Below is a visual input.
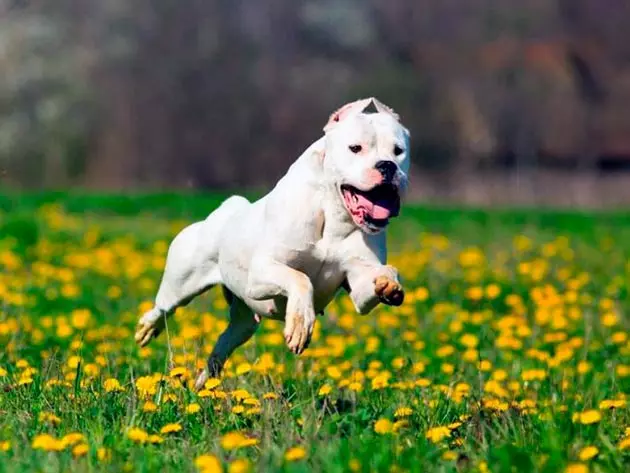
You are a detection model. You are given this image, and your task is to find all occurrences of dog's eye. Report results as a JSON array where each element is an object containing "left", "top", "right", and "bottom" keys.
[
  {"left": 393, "top": 145, "right": 404, "bottom": 156},
  {"left": 349, "top": 145, "right": 362, "bottom": 154}
]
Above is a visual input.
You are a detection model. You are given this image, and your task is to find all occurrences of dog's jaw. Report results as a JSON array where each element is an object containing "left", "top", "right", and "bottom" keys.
[{"left": 338, "top": 182, "right": 401, "bottom": 234}]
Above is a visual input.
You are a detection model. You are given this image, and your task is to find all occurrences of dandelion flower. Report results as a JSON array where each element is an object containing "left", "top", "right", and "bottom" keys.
[
  {"left": 142, "top": 401, "right": 158, "bottom": 413},
  {"left": 374, "top": 418, "right": 393, "bottom": 434},
  {"left": 160, "top": 423, "right": 182, "bottom": 435},
  {"left": 442, "top": 451, "right": 458, "bottom": 461},
  {"left": 228, "top": 459, "right": 251, "bottom": 473},
  {"left": 97, "top": 447, "right": 112, "bottom": 462},
  {"left": 103, "top": 378, "right": 124, "bottom": 393},
  {"left": 148, "top": 435, "right": 164, "bottom": 444},
  {"left": 394, "top": 407, "right": 413, "bottom": 418},
  {"left": 578, "top": 446, "right": 598, "bottom": 461},
  {"left": 565, "top": 464, "right": 588, "bottom": 473},
  {"left": 72, "top": 444, "right": 89, "bottom": 457},
  {"left": 220, "top": 432, "right": 258, "bottom": 450},
  {"left": 318, "top": 384, "right": 332, "bottom": 396},
  {"left": 62, "top": 432, "right": 86, "bottom": 447},
  {"left": 32, "top": 434, "right": 64, "bottom": 452},
  {"left": 186, "top": 403, "right": 201, "bottom": 414},
  {"left": 38, "top": 412, "right": 61, "bottom": 425},
  {"left": 574, "top": 410, "right": 602, "bottom": 425},
  {"left": 425, "top": 427, "right": 451, "bottom": 444},
  {"left": 127, "top": 428, "right": 149, "bottom": 444},
  {"left": 599, "top": 399, "right": 626, "bottom": 409},
  {"left": 284, "top": 446, "right": 307, "bottom": 461},
  {"left": 195, "top": 454, "right": 223, "bottom": 473}
]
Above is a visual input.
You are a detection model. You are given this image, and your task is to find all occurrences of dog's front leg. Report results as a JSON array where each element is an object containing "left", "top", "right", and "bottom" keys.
[
  {"left": 345, "top": 262, "right": 404, "bottom": 314},
  {"left": 246, "top": 259, "right": 315, "bottom": 355}
]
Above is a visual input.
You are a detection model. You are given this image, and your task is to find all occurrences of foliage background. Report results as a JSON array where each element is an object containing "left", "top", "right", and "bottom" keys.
[{"left": 3, "top": 1, "right": 630, "bottom": 206}]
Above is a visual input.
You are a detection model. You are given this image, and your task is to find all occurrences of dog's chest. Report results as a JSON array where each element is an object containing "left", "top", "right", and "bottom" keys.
[{"left": 300, "top": 236, "right": 345, "bottom": 308}]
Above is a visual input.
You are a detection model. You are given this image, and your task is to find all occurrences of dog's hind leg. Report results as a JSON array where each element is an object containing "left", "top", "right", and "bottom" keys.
[
  {"left": 194, "top": 297, "right": 259, "bottom": 390},
  {"left": 135, "top": 196, "right": 249, "bottom": 347},
  {"left": 135, "top": 221, "right": 221, "bottom": 346}
]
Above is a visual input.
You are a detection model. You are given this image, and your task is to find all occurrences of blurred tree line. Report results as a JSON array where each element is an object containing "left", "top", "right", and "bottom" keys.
[{"left": 2, "top": 0, "right": 630, "bottom": 196}]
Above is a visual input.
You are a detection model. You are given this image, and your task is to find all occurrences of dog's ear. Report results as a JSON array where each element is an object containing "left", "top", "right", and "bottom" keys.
[
  {"left": 324, "top": 98, "right": 399, "bottom": 132},
  {"left": 323, "top": 98, "right": 372, "bottom": 132},
  {"left": 369, "top": 98, "right": 400, "bottom": 121}
]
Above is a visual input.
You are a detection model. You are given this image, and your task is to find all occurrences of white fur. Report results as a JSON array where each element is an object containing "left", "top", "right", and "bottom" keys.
[{"left": 134, "top": 98, "right": 411, "bottom": 389}]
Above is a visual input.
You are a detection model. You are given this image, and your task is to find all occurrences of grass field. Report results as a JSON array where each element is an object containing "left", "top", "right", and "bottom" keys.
[{"left": 0, "top": 193, "right": 629, "bottom": 473}]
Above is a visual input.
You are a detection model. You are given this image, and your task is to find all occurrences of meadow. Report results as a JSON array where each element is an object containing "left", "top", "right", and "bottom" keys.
[{"left": 0, "top": 193, "right": 629, "bottom": 473}]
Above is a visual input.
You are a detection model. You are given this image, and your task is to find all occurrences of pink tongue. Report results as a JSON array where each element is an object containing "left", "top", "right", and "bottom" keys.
[{"left": 355, "top": 194, "right": 392, "bottom": 220}]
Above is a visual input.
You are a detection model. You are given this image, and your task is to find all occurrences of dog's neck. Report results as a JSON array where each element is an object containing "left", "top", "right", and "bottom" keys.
[{"left": 288, "top": 136, "right": 365, "bottom": 240}]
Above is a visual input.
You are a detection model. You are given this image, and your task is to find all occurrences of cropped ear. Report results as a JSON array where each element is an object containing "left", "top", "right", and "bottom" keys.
[
  {"left": 323, "top": 97, "right": 400, "bottom": 132},
  {"left": 370, "top": 98, "right": 400, "bottom": 121},
  {"left": 323, "top": 98, "right": 372, "bottom": 132}
]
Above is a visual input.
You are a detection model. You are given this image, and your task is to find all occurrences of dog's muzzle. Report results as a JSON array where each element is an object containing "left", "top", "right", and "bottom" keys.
[{"left": 340, "top": 182, "right": 401, "bottom": 233}]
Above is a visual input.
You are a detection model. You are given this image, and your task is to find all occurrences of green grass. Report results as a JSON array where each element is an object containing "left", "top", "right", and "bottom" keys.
[{"left": 0, "top": 192, "right": 628, "bottom": 473}]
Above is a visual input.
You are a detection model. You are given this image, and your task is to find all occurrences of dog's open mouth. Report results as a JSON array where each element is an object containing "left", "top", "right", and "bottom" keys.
[{"left": 341, "top": 183, "right": 401, "bottom": 232}]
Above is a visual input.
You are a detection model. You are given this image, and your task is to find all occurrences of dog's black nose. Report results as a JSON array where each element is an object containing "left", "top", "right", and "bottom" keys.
[{"left": 375, "top": 160, "right": 397, "bottom": 182}]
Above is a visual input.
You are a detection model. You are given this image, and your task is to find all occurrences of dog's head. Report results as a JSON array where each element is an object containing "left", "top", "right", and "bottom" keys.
[{"left": 322, "top": 98, "right": 410, "bottom": 234}]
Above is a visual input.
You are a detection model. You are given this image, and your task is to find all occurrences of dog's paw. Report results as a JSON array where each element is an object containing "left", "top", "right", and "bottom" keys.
[
  {"left": 284, "top": 307, "right": 316, "bottom": 355},
  {"left": 193, "top": 370, "right": 209, "bottom": 392},
  {"left": 374, "top": 276, "right": 404, "bottom": 306},
  {"left": 134, "top": 309, "right": 166, "bottom": 347}
]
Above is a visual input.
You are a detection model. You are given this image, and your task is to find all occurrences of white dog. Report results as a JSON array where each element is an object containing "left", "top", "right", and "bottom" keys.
[{"left": 134, "top": 98, "right": 410, "bottom": 389}]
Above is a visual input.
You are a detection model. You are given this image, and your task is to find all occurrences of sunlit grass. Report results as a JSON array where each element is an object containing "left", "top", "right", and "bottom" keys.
[{"left": 0, "top": 197, "right": 628, "bottom": 472}]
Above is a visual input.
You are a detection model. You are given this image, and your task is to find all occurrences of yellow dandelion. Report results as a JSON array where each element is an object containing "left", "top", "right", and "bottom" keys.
[
  {"left": 599, "top": 399, "right": 626, "bottom": 409},
  {"left": 284, "top": 446, "right": 307, "bottom": 462},
  {"left": 38, "top": 411, "right": 62, "bottom": 425},
  {"left": 391, "top": 357, "right": 405, "bottom": 370},
  {"left": 442, "top": 450, "right": 458, "bottom": 461},
  {"left": 32, "top": 434, "right": 64, "bottom": 452},
  {"left": 574, "top": 410, "right": 602, "bottom": 425},
  {"left": 393, "top": 420, "right": 409, "bottom": 432},
  {"left": 425, "top": 427, "right": 451, "bottom": 444},
  {"left": 62, "top": 432, "right": 86, "bottom": 447},
  {"left": 186, "top": 403, "right": 201, "bottom": 414},
  {"left": 220, "top": 432, "right": 258, "bottom": 450},
  {"left": 142, "top": 401, "right": 158, "bottom": 413},
  {"left": 103, "top": 378, "right": 124, "bottom": 393},
  {"left": 97, "top": 447, "right": 112, "bottom": 462},
  {"left": 127, "top": 428, "right": 149, "bottom": 444},
  {"left": 228, "top": 459, "right": 251, "bottom": 473},
  {"left": 169, "top": 367, "right": 190, "bottom": 379},
  {"left": 577, "top": 361, "right": 591, "bottom": 375},
  {"left": 235, "top": 362, "right": 252, "bottom": 375},
  {"left": 460, "top": 333, "right": 479, "bottom": 348},
  {"left": 318, "top": 384, "right": 333, "bottom": 396},
  {"left": 565, "top": 464, "right": 588, "bottom": 473},
  {"left": 394, "top": 407, "right": 413, "bottom": 418},
  {"left": 160, "top": 423, "right": 182, "bottom": 435},
  {"left": 578, "top": 446, "right": 598, "bottom": 461},
  {"left": 195, "top": 454, "right": 223, "bottom": 473},
  {"left": 263, "top": 392, "right": 279, "bottom": 400},
  {"left": 148, "top": 435, "right": 164, "bottom": 444},
  {"left": 230, "top": 389, "right": 252, "bottom": 402},
  {"left": 0, "top": 441, "right": 10, "bottom": 452},
  {"left": 72, "top": 443, "right": 89, "bottom": 457},
  {"left": 374, "top": 418, "right": 393, "bottom": 434}
]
